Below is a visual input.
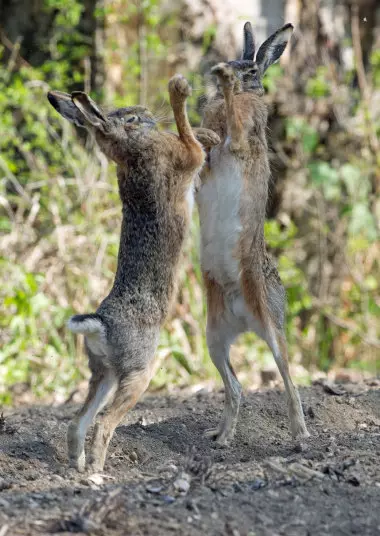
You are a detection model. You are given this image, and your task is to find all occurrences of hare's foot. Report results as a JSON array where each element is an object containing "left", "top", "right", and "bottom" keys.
[
  {"left": 169, "top": 74, "right": 192, "bottom": 99},
  {"left": 88, "top": 422, "right": 109, "bottom": 473},
  {"left": 288, "top": 392, "right": 310, "bottom": 452},
  {"left": 67, "top": 421, "right": 86, "bottom": 473},
  {"left": 211, "top": 63, "right": 235, "bottom": 89},
  {"left": 204, "top": 414, "right": 236, "bottom": 446}
]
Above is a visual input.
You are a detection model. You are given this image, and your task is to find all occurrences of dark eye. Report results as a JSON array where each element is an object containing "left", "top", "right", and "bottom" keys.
[{"left": 125, "top": 115, "right": 138, "bottom": 124}]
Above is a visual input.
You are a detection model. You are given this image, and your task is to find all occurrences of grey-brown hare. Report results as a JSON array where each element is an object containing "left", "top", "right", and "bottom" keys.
[
  {"left": 48, "top": 75, "right": 217, "bottom": 472},
  {"left": 196, "top": 22, "right": 310, "bottom": 447}
]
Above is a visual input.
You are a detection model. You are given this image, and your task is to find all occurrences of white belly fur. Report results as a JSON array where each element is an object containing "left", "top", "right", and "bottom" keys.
[
  {"left": 186, "top": 181, "right": 195, "bottom": 216},
  {"left": 197, "top": 150, "right": 243, "bottom": 287}
]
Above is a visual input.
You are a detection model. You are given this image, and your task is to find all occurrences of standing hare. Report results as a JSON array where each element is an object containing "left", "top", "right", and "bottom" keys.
[
  {"left": 196, "top": 23, "right": 310, "bottom": 446},
  {"left": 48, "top": 75, "right": 216, "bottom": 472}
]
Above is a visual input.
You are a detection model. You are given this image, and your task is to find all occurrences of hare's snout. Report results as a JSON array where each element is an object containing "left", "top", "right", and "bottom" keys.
[{"left": 169, "top": 74, "right": 192, "bottom": 99}]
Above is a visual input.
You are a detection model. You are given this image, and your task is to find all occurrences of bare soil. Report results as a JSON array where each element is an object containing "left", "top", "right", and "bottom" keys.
[{"left": 0, "top": 382, "right": 379, "bottom": 535}]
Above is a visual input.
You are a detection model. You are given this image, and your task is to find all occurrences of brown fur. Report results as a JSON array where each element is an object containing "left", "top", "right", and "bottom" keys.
[
  {"left": 203, "top": 271, "right": 225, "bottom": 328},
  {"left": 196, "top": 23, "right": 309, "bottom": 446},
  {"left": 48, "top": 75, "right": 217, "bottom": 472}
]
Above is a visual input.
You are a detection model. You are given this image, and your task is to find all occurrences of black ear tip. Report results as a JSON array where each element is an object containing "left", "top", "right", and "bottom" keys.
[
  {"left": 284, "top": 23, "right": 294, "bottom": 31},
  {"left": 71, "top": 91, "right": 87, "bottom": 102},
  {"left": 244, "top": 21, "right": 253, "bottom": 32},
  {"left": 47, "top": 91, "right": 59, "bottom": 109}
]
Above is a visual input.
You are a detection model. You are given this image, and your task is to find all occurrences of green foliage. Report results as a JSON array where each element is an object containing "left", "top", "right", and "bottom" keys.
[
  {"left": 286, "top": 117, "right": 319, "bottom": 155},
  {"left": 370, "top": 49, "right": 380, "bottom": 88},
  {"left": 202, "top": 25, "right": 217, "bottom": 54},
  {"left": 306, "top": 67, "right": 331, "bottom": 98},
  {"left": 262, "top": 64, "right": 283, "bottom": 94},
  {"left": 1, "top": 1, "right": 379, "bottom": 404}
]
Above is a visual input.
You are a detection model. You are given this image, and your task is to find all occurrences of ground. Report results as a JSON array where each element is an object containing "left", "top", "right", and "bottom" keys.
[{"left": 0, "top": 381, "right": 379, "bottom": 535}]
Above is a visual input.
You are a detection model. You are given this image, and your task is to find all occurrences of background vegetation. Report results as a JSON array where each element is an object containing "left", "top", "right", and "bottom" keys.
[{"left": 0, "top": 0, "right": 379, "bottom": 405}]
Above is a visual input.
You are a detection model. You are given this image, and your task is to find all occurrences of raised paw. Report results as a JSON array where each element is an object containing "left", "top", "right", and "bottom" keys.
[
  {"left": 193, "top": 127, "right": 221, "bottom": 148},
  {"left": 210, "top": 62, "right": 235, "bottom": 88},
  {"left": 168, "top": 74, "right": 192, "bottom": 99}
]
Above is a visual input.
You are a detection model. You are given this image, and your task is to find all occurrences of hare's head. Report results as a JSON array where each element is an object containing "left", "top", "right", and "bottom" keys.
[
  {"left": 213, "top": 22, "right": 293, "bottom": 95},
  {"left": 47, "top": 91, "right": 156, "bottom": 162}
]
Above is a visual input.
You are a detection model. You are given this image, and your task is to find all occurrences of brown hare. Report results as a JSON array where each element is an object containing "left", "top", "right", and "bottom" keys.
[
  {"left": 47, "top": 75, "right": 218, "bottom": 472},
  {"left": 196, "top": 22, "right": 310, "bottom": 447}
]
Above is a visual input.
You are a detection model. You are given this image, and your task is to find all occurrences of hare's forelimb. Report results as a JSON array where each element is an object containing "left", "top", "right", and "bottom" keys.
[
  {"left": 88, "top": 365, "right": 153, "bottom": 472},
  {"left": 210, "top": 63, "right": 245, "bottom": 152},
  {"left": 169, "top": 75, "right": 195, "bottom": 144}
]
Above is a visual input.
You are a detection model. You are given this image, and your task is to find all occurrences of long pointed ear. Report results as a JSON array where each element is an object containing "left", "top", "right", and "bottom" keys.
[
  {"left": 47, "top": 91, "right": 86, "bottom": 127},
  {"left": 242, "top": 21, "right": 255, "bottom": 61},
  {"left": 71, "top": 91, "right": 107, "bottom": 131},
  {"left": 256, "top": 23, "right": 293, "bottom": 75}
]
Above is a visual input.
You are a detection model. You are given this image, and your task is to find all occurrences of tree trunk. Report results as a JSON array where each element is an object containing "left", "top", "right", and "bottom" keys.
[{"left": 0, "top": 0, "right": 105, "bottom": 94}]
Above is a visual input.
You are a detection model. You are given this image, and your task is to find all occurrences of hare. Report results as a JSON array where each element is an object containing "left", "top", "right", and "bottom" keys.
[
  {"left": 196, "top": 22, "right": 310, "bottom": 446},
  {"left": 47, "top": 75, "right": 217, "bottom": 472}
]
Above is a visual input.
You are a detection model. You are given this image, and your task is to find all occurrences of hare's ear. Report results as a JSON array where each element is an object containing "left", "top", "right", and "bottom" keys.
[
  {"left": 242, "top": 21, "right": 255, "bottom": 61},
  {"left": 71, "top": 91, "right": 107, "bottom": 131},
  {"left": 47, "top": 91, "right": 86, "bottom": 127},
  {"left": 256, "top": 23, "right": 293, "bottom": 75}
]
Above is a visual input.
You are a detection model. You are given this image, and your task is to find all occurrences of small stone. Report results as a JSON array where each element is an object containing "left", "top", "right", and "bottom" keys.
[
  {"left": 129, "top": 451, "right": 138, "bottom": 462},
  {"left": 162, "top": 495, "right": 175, "bottom": 504},
  {"left": 249, "top": 478, "right": 267, "bottom": 490},
  {"left": 0, "top": 478, "right": 12, "bottom": 491},
  {"left": 146, "top": 484, "right": 163, "bottom": 494},
  {"left": 173, "top": 472, "right": 191, "bottom": 494}
]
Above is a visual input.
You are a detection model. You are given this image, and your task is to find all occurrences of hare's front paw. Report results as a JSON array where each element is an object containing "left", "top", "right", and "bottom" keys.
[
  {"left": 211, "top": 62, "right": 235, "bottom": 88},
  {"left": 193, "top": 127, "right": 221, "bottom": 148},
  {"left": 169, "top": 74, "right": 192, "bottom": 99}
]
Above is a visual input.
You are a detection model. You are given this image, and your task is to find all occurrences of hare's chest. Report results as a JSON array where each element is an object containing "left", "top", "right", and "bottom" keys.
[{"left": 196, "top": 157, "right": 243, "bottom": 286}]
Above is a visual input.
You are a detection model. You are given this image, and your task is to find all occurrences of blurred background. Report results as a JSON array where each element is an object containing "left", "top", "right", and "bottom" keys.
[{"left": 0, "top": 0, "right": 379, "bottom": 405}]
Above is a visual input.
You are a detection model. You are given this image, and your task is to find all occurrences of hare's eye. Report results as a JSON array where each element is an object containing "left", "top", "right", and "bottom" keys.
[{"left": 125, "top": 115, "right": 138, "bottom": 124}]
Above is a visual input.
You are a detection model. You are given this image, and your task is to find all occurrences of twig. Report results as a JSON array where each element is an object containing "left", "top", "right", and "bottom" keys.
[
  {"left": 312, "top": 297, "right": 380, "bottom": 349},
  {"left": 350, "top": 4, "right": 379, "bottom": 154},
  {"left": 0, "top": 29, "right": 31, "bottom": 68}
]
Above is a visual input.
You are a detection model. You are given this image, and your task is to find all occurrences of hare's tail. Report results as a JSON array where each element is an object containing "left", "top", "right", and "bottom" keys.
[
  {"left": 67, "top": 313, "right": 105, "bottom": 335},
  {"left": 67, "top": 314, "right": 108, "bottom": 356}
]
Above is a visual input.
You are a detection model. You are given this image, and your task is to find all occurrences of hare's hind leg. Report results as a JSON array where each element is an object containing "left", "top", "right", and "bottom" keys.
[
  {"left": 89, "top": 365, "right": 153, "bottom": 472},
  {"left": 253, "top": 276, "right": 309, "bottom": 443},
  {"left": 67, "top": 363, "right": 117, "bottom": 472},
  {"left": 204, "top": 276, "right": 242, "bottom": 445},
  {"left": 265, "top": 324, "right": 309, "bottom": 442}
]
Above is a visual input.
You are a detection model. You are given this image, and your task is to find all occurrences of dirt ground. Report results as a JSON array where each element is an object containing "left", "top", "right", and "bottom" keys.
[{"left": 0, "top": 381, "right": 379, "bottom": 536}]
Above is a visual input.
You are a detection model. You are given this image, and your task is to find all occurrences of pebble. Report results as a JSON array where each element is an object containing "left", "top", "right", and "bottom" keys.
[
  {"left": 162, "top": 495, "right": 175, "bottom": 504},
  {"left": 0, "top": 478, "right": 12, "bottom": 491},
  {"left": 146, "top": 484, "right": 163, "bottom": 494},
  {"left": 129, "top": 451, "right": 138, "bottom": 462},
  {"left": 173, "top": 473, "right": 191, "bottom": 494}
]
